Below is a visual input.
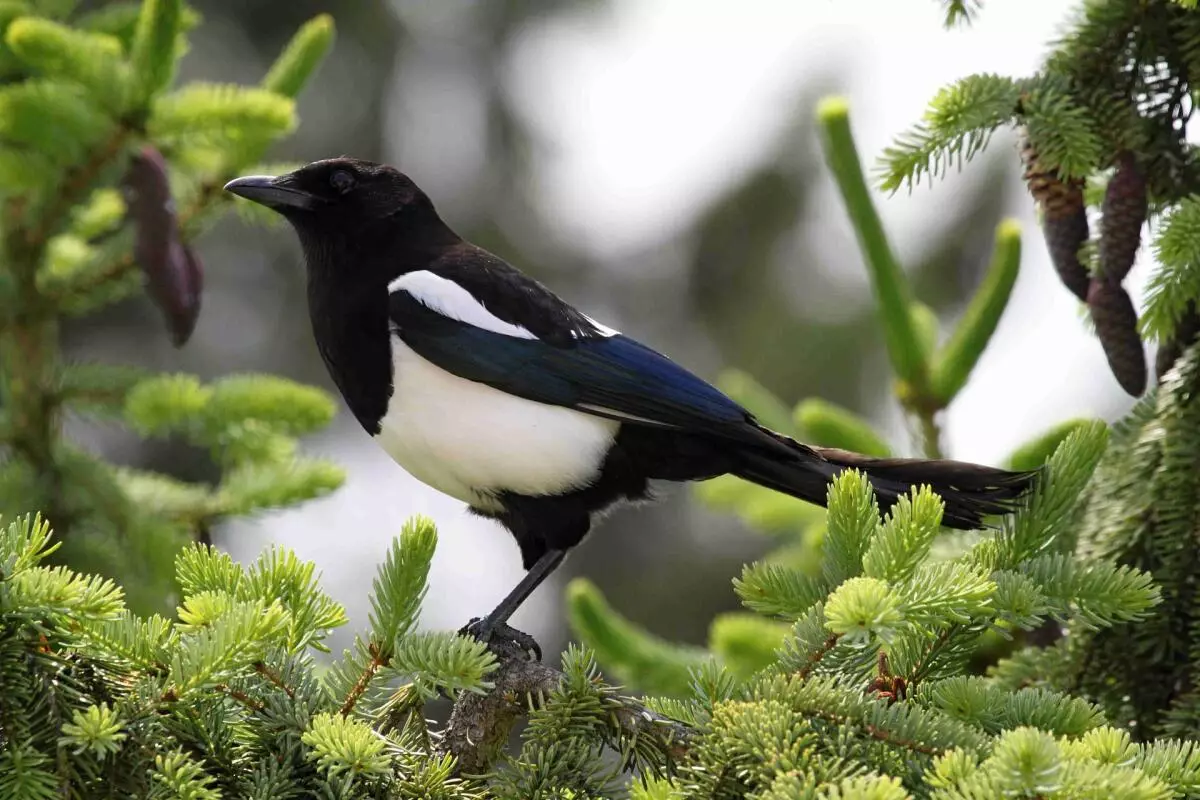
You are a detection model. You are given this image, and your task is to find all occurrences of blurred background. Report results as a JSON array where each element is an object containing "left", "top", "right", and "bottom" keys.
[{"left": 67, "top": 0, "right": 1141, "bottom": 655}]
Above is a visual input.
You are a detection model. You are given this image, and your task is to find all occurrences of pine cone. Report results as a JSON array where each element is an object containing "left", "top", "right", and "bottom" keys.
[
  {"left": 122, "top": 146, "right": 203, "bottom": 346},
  {"left": 1099, "top": 151, "right": 1147, "bottom": 282},
  {"left": 1087, "top": 277, "right": 1146, "bottom": 396},
  {"left": 1155, "top": 305, "right": 1200, "bottom": 382},
  {"left": 1022, "top": 136, "right": 1090, "bottom": 301}
]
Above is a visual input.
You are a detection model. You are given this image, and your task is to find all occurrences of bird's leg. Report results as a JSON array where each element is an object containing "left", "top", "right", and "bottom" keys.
[{"left": 460, "top": 548, "right": 566, "bottom": 660}]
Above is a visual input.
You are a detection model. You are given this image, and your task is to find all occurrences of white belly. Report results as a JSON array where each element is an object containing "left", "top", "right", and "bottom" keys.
[{"left": 374, "top": 338, "right": 621, "bottom": 510}]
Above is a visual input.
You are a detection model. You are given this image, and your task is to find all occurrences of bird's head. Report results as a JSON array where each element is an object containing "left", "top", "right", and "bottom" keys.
[{"left": 224, "top": 157, "right": 436, "bottom": 238}]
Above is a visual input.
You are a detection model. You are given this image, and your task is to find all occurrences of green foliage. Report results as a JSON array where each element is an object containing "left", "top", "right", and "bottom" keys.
[
  {"left": 3, "top": 2, "right": 1199, "bottom": 797},
  {"left": 324, "top": 517, "right": 499, "bottom": 713},
  {"left": 302, "top": 713, "right": 392, "bottom": 780},
  {"left": 0, "top": 514, "right": 701, "bottom": 798},
  {"left": 1070, "top": 344, "right": 1200, "bottom": 737},
  {"left": 657, "top": 6, "right": 1200, "bottom": 793},
  {"left": 989, "top": 420, "right": 1108, "bottom": 566},
  {"left": 1144, "top": 197, "right": 1200, "bottom": 341},
  {"left": 367, "top": 515, "right": 437, "bottom": 657},
  {"left": 823, "top": 468, "right": 879, "bottom": 586},
  {"left": 1003, "top": 418, "right": 1095, "bottom": 471},
  {"left": 6, "top": 17, "right": 130, "bottom": 109},
  {"left": 714, "top": 93, "right": 1026, "bottom": 491},
  {"left": 0, "top": 79, "right": 111, "bottom": 164},
  {"left": 2, "top": 426, "right": 1195, "bottom": 800},
  {"left": 149, "top": 83, "right": 296, "bottom": 145},
  {"left": 796, "top": 397, "right": 893, "bottom": 457},
  {"left": 883, "top": 0, "right": 1200, "bottom": 355},
  {"left": 572, "top": 405, "right": 1187, "bottom": 796},
  {"left": 819, "top": 96, "right": 926, "bottom": 388},
  {"left": 0, "top": 1, "right": 339, "bottom": 615},
  {"left": 129, "top": 0, "right": 181, "bottom": 102},
  {"left": 862, "top": 486, "right": 944, "bottom": 582},
  {"left": 567, "top": 577, "right": 711, "bottom": 697},
  {"left": 262, "top": 12, "right": 335, "bottom": 99},
  {"left": 880, "top": 73, "right": 1021, "bottom": 193},
  {"left": 939, "top": 0, "right": 982, "bottom": 28},
  {"left": 929, "top": 219, "right": 1021, "bottom": 403}
]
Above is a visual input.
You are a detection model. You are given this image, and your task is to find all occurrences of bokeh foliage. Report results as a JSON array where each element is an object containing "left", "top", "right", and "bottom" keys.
[{"left": 0, "top": 1, "right": 341, "bottom": 611}]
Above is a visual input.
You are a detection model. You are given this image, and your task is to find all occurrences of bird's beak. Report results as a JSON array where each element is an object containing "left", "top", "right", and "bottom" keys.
[{"left": 223, "top": 175, "right": 321, "bottom": 210}]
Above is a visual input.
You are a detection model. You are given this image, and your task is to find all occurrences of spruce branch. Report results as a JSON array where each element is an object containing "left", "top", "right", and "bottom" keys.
[
  {"left": 795, "top": 633, "right": 841, "bottom": 681},
  {"left": 261, "top": 13, "right": 335, "bottom": 99},
  {"left": 940, "top": 0, "right": 982, "bottom": 28},
  {"left": 929, "top": 219, "right": 1022, "bottom": 404},
  {"left": 795, "top": 398, "right": 892, "bottom": 457},
  {"left": 442, "top": 636, "right": 693, "bottom": 775},
  {"left": 129, "top": 0, "right": 182, "bottom": 103},
  {"left": 878, "top": 73, "right": 1021, "bottom": 193},
  {"left": 567, "top": 577, "right": 710, "bottom": 697},
  {"left": 817, "top": 95, "right": 1024, "bottom": 457},
  {"left": 26, "top": 123, "right": 131, "bottom": 250},
  {"left": 819, "top": 97, "right": 926, "bottom": 390},
  {"left": 252, "top": 660, "right": 295, "bottom": 699}
]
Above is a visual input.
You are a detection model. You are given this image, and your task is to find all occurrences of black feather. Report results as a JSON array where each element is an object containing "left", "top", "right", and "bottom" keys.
[{"left": 735, "top": 434, "right": 1035, "bottom": 530}]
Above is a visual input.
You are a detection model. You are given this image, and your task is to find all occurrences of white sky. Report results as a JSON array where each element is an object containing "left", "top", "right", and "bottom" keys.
[{"left": 223, "top": 0, "right": 1146, "bottom": 637}]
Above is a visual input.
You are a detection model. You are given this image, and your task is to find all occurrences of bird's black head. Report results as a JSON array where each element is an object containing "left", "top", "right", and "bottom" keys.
[{"left": 224, "top": 157, "right": 440, "bottom": 239}]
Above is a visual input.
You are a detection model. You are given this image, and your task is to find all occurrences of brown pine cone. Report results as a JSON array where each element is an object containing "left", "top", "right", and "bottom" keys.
[
  {"left": 1155, "top": 305, "right": 1200, "bottom": 382},
  {"left": 1022, "top": 136, "right": 1090, "bottom": 301},
  {"left": 1099, "top": 151, "right": 1147, "bottom": 282},
  {"left": 122, "top": 146, "right": 203, "bottom": 346},
  {"left": 1087, "top": 277, "right": 1146, "bottom": 396}
]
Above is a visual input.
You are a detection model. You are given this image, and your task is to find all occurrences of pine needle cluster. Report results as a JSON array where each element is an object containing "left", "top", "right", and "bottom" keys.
[
  {"left": 0, "top": 1, "right": 342, "bottom": 611},
  {"left": 0, "top": 513, "right": 702, "bottom": 798},
  {"left": 4, "top": 421, "right": 1193, "bottom": 797}
]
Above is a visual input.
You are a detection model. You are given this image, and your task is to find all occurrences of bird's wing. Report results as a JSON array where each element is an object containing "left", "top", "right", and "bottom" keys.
[{"left": 386, "top": 268, "right": 759, "bottom": 439}]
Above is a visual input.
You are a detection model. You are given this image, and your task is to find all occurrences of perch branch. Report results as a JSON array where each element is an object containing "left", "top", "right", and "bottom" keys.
[{"left": 441, "top": 636, "right": 694, "bottom": 775}]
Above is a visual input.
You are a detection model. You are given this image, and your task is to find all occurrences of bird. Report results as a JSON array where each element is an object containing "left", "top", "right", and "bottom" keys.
[{"left": 224, "top": 157, "right": 1036, "bottom": 650}]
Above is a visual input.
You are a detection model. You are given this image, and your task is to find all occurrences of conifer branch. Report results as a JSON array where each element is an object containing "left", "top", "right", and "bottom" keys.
[
  {"left": 215, "top": 684, "right": 264, "bottom": 712},
  {"left": 818, "top": 97, "right": 927, "bottom": 391},
  {"left": 46, "top": 177, "right": 236, "bottom": 304},
  {"left": 796, "top": 633, "right": 841, "bottom": 681},
  {"left": 252, "top": 660, "right": 294, "bottom": 699},
  {"left": 906, "top": 624, "right": 956, "bottom": 689},
  {"left": 808, "top": 705, "right": 943, "bottom": 756},
  {"left": 26, "top": 124, "right": 131, "bottom": 251},
  {"left": 442, "top": 636, "right": 693, "bottom": 775},
  {"left": 339, "top": 641, "right": 386, "bottom": 717}
]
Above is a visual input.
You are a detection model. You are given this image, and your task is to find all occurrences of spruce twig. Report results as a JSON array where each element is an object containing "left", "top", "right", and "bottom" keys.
[
  {"left": 796, "top": 633, "right": 841, "bottom": 681},
  {"left": 442, "top": 636, "right": 693, "bottom": 775},
  {"left": 339, "top": 641, "right": 387, "bottom": 717},
  {"left": 818, "top": 97, "right": 927, "bottom": 392}
]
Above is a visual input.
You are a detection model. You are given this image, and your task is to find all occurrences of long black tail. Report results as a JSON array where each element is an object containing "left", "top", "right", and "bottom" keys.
[{"left": 732, "top": 435, "right": 1035, "bottom": 530}]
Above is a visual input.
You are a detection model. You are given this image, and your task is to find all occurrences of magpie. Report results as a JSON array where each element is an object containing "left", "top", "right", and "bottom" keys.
[{"left": 224, "top": 157, "right": 1035, "bottom": 647}]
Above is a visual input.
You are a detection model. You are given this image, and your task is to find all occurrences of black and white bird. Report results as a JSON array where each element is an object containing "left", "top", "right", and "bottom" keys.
[{"left": 224, "top": 158, "right": 1035, "bottom": 647}]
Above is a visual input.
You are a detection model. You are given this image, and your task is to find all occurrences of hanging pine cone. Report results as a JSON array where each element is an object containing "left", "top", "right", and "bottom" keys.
[
  {"left": 1155, "top": 305, "right": 1200, "bottom": 382},
  {"left": 1021, "top": 136, "right": 1090, "bottom": 301},
  {"left": 122, "top": 146, "right": 203, "bottom": 346},
  {"left": 1099, "top": 150, "right": 1147, "bottom": 282},
  {"left": 1087, "top": 277, "right": 1146, "bottom": 396}
]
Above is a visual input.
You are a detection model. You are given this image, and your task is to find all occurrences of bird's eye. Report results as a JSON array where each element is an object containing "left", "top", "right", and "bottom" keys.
[{"left": 329, "top": 170, "right": 355, "bottom": 193}]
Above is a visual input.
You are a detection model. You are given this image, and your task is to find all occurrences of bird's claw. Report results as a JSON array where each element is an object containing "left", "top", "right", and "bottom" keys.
[{"left": 458, "top": 617, "right": 542, "bottom": 661}]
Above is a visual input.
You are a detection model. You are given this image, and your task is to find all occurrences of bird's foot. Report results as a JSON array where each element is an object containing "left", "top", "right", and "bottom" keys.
[{"left": 458, "top": 617, "right": 542, "bottom": 661}]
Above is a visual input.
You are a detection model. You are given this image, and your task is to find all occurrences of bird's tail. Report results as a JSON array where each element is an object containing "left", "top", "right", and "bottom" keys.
[{"left": 732, "top": 434, "right": 1035, "bottom": 530}]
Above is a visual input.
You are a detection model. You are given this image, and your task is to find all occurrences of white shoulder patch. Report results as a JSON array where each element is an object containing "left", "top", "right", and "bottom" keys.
[
  {"left": 583, "top": 315, "right": 620, "bottom": 338},
  {"left": 388, "top": 270, "right": 537, "bottom": 340}
]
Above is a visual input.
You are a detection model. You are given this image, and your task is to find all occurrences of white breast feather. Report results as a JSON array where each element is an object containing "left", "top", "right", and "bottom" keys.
[{"left": 375, "top": 338, "right": 620, "bottom": 511}]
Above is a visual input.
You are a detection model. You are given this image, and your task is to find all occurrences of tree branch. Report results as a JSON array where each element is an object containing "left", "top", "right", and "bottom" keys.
[{"left": 441, "top": 636, "right": 694, "bottom": 775}]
